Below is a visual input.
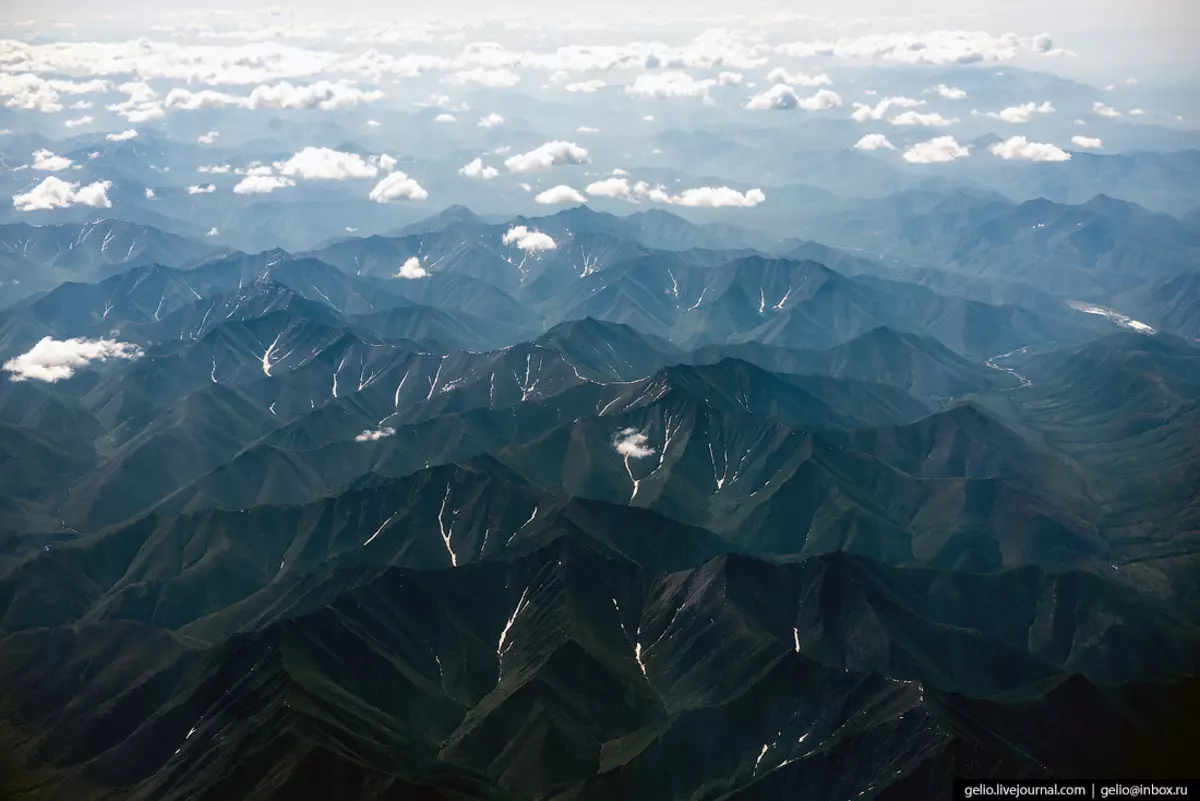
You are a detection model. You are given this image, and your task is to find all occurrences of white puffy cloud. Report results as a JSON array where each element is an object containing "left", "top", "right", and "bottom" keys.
[
  {"left": 355, "top": 426, "right": 396, "bottom": 442},
  {"left": 890, "top": 110, "right": 958, "bottom": 126},
  {"left": 377, "top": 153, "right": 398, "bottom": 172},
  {"left": 105, "top": 81, "right": 163, "bottom": 122},
  {"left": 395, "top": 257, "right": 428, "bottom": 279},
  {"left": 535, "top": 185, "right": 586, "bottom": 205},
  {"left": 576, "top": 125, "right": 599, "bottom": 133},
  {"left": 459, "top": 158, "right": 499, "bottom": 179},
  {"left": 1092, "top": 102, "right": 1121, "bottom": 117},
  {"left": 163, "top": 88, "right": 241, "bottom": 110},
  {"left": 988, "top": 136, "right": 1070, "bottom": 162},
  {"left": 984, "top": 100, "right": 1054, "bottom": 123},
  {"left": 144, "top": 188, "right": 155, "bottom": 199},
  {"left": 1071, "top": 135, "right": 1103, "bottom": 149},
  {"left": 198, "top": 131, "right": 219, "bottom": 144},
  {"left": 504, "top": 140, "right": 590, "bottom": 173},
  {"left": 775, "top": 30, "right": 1068, "bottom": 65},
  {"left": 931, "top": 84, "right": 967, "bottom": 99},
  {"left": 477, "top": 112, "right": 504, "bottom": 127},
  {"left": 854, "top": 133, "right": 896, "bottom": 150},
  {"left": 614, "top": 427, "right": 655, "bottom": 458},
  {"left": 233, "top": 175, "right": 295, "bottom": 194},
  {"left": 12, "top": 177, "right": 112, "bottom": 211},
  {"left": 447, "top": 68, "right": 521, "bottom": 87},
  {"left": 70, "top": 100, "right": 93, "bottom": 110},
  {"left": 434, "top": 113, "right": 456, "bottom": 122},
  {"left": 902, "top": 136, "right": 969, "bottom": 164},
  {"left": 206, "top": 228, "right": 220, "bottom": 237},
  {"left": 163, "top": 80, "right": 384, "bottom": 112},
  {"left": 280, "top": 147, "right": 378, "bottom": 180},
  {"left": 31, "top": 149, "right": 72, "bottom": 171},
  {"left": 717, "top": 71, "right": 744, "bottom": 86},
  {"left": 367, "top": 119, "right": 380, "bottom": 127},
  {"left": 502, "top": 226, "right": 557, "bottom": 251},
  {"left": 187, "top": 184, "right": 216, "bottom": 194},
  {"left": 668, "top": 186, "right": 765, "bottom": 207},
  {"left": 765, "top": 67, "right": 831, "bottom": 86},
  {"left": 626, "top": 71, "right": 716, "bottom": 100},
  {"left": 368, "top": 172, "right": 428, "bottom": 203},
  {"left": 1129, "top": 108, "right": 1145, "bottom": 116},
  {"left": 851, "top": 96, "right": 925, "bottom": 121},
  {"left": 565, "top": 79, "right": 607, "bottom": 93},
  {"left": 3, "top": 336, "right": 142, "bottom": 382},
  {"left": 105, "top": 129, "right": 138, "bottom": 141},
  {"left": 198, "top": 164, "right": 231, "bottom": 174},
  {"left": 0, "top": 73, "right": 108, "bottom": 113},
  {"left": 746, "top": 85, "right": 841, "bottom": 111},
  {"left": 586, "top": 177, "right": 632, "bottom": 199},
  {"left": 63, "top": 115, "right": 93, "bottom": 128}
]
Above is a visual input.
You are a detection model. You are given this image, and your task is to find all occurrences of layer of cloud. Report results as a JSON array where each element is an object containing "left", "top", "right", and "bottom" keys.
[
  {"left": 902, "top": 136, "right": 969, "bottom": 164},
  {"left": 3, "top": 336, "right": 142, "bottom": 382},
  {"left": 889, "top": 110, "right": 958, "bottom": 126},
  {"left": 12, "top": 177, "right": 112, "bottom": 211},
  {"left": 775, "top": 31, "right": 1068, "bottom": 65},
  {"left": 504, "top": 141, "right": 590, "bottom": 173},
  {"left": 746, "top": 85, "right": 842, "bottom": 111},
  {"left": 988, "top": 136, "right": 1070, "bottom": 162},
  {"left": 626, "top": 71, "right": 715, "bottom": 100},
  {"left": 765, "top": 67, "right": 831, "bottom": 87},
  {"left": 502, "top": 226, "right": 557, "bottom": 251},
  {"left": 854, "top": 133, "right": 896, "bottom": 150},
  {"left": 534, "top": 185, "right": 586, "bottom": 205},
  {"left": 851, "top": 96, "right": 925, "bottom": 121},
  {"left": 368, "top": 172, "right": 428, "bottom": 203},
  {"left": 446, "top": 68, "right": 520, "bottom": 87},
  {"left": 1071, "top": 135, "right": 1103, "bottom": 149}
]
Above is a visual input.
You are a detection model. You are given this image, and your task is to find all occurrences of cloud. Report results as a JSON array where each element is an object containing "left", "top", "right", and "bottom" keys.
[
  {"left": 31, "top": 149, "right": 72, "bottom": 171},
  {"left": 105, "top": 129, "right": 138, "bottom": 141},
  {"left": 144, "top": 188, "right": 155, "bottom": 199},
  {"left": 64, "top": 115, "right": 93, "bottom": 128},
  {"left": 280, "top": 147, "right": 378, "bottom": 180},
  {"left": 163, "top": 80, "right": 384, "bottom": 112},
  {"left": 614, "top": 427, "right": 655, "bottom": 459},
  {"left": 395, "top": 256, "right": 428, "bottom": 279},
  {"left": 3, "top": 336, "right": 142, "bottom": 382},
  {"left": 854, "top": 133, "right": 896, "bottom": 150},
  {"left": 717, "top": 71, "right": 743, "bottom": 86},
  {"left": 851, "top": 96, "right": 925, "bottom": 121},
  {"left": 746, "top": 85, "right": 842, "bottom": 110},
  {"left": 0, "top": 73, "right": 108, "bottom": 113},
  {"left": 890, "top": 110, "right": 958, "bottom": 126},
  {"left": 775, "top": 30, "right": 1069, "bottom": 65},
  {"left": 378, "top": 153, "right": 397, "bottom": 172},
  {"left": 765, "top": 67, "right": 831, "bottom": 86},
  {"left": 187, "top": 184, "right": 216, "bottom": 194},
  {"left": 502, "top": 226, "right": 557, "bottom": 251},
  {"left": 459, "top": 158, "right": 499, "bottom": 179},
  {"left": 586, "top": 177, "right": 632, "bottom": 199},
  {"left": 12, "top": 177, "right": 112, "bottom": 211},
  {"left": 988, "top": 136, "right": 1070, "bottom": 162},
  {"left": 368, "top": 172, "right": 428, "bottom": 203},
  {"left": 931, "top": 84, "right": 967, "bottom": 99},
  {"left": 198, "top": 164, "right": 231, "bottom": 174},
  {"left": 355, "top": 426, "right": 396, "bottom": 442},
  {"left": 434, "top": 113, "right": 456, "bottom": 122},
  {"left": 565, "top": 79, "right": 607, "bottom": 93},
  {"left": 984, "top": 100, "right": 1054, "bottom": 123},
  {"left": 534, "top": 185, "right": 586, "bottom": 205},
  {"left": 902, "top": 136, "right": 969, "bottom": 164},
  {"left": 504, "top": 140, "right": 590, "bottom": 173},
  {"left": 626, "top": 71, "right": 716, "bottom": 100},
  {"left": 576, "top": 125, "right": 598, "bottom": 133},
  {"left": 1129, "top": 108, "right": 1145, "bottom": 116},
  {"left": 668, "top": 186, "right": 765, "bottom": 207},
  {"left": 198, "top": 131, "right": 219, "bottom": 144},
  {"left": 1071, "top": 135, "right": 1103, "bottom": 149},
  {"left": 447, "top": 68, "right": 521, "bottom": 87},
  {"left": 367, "top": 119, "right": 380, "bottom": 127},
  {"left": 477, "top": 112, "right": 504, "bottom": 127},
  {"left": 233, "top": 175, "right": 295, "bottom": 194},
  {"left": 1092, "top": 102, "right": 1121, "bottom": 117},
  {"left": 206, "top": 228, "right": 219, "bottom": 237}
]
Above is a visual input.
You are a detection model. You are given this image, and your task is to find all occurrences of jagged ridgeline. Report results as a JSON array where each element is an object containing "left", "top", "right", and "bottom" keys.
[{"left": 0, "top": 200, "right": 1197, "bottom": 801}]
